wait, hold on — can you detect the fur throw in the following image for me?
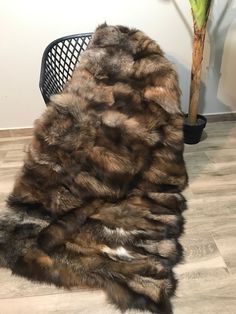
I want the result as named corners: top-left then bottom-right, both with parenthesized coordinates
top-left (0, 24), bottom-right (188, 313)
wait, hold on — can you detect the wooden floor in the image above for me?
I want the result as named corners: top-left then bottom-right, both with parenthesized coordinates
top-left (0, 121), bottom-right (236, 314)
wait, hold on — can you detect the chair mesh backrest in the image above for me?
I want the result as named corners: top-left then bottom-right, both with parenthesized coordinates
top-left (39, 33), bottom-right (92, 104)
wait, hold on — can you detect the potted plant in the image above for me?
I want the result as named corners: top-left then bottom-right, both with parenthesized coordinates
top-left (184, 0), bottom-right (212, 144)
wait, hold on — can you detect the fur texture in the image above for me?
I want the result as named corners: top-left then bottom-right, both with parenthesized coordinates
top-left (0, 24), bottom-right (188, 313)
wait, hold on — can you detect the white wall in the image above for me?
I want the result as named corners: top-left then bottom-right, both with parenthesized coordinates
top-left (200, 0), bottom-right (236, 114)
top-left (0, 0), bottom-right (235, 129)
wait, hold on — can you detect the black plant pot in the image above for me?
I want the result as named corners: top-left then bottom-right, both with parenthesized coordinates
top-left (184, 114), bottom-right (207, 145)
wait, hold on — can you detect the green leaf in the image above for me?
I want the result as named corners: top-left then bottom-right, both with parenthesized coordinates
top-left (189, 0), bottom-right (211, 30)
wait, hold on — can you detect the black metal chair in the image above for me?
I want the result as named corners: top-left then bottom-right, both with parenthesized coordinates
top-left (39, 33), bottom-right (92, 104)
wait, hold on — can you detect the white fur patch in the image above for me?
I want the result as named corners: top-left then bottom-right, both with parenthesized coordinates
top-left (103, 226), bottom-right (146, 240)
top-left (102, 245), bottom-right (134, 261)
top-left (103, 226), bottom-right (130, 237)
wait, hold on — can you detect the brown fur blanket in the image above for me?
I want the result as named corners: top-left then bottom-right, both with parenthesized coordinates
top-left (0, 24), bottom-right (188, 313)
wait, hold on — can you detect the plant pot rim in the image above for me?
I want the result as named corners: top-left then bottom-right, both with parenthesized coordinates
top-left (184, 114), bottom-right (207, 127)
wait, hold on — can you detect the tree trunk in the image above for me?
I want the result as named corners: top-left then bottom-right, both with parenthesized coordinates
top-left (188, 22), bottom-right (207, 125)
